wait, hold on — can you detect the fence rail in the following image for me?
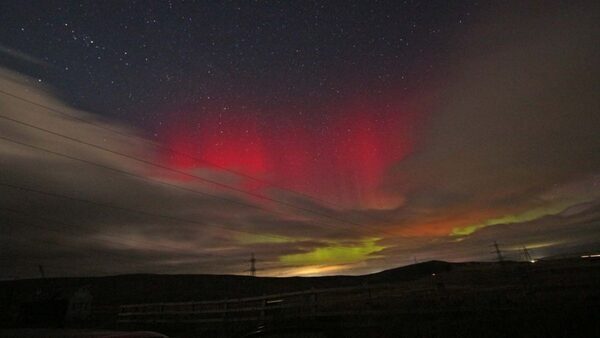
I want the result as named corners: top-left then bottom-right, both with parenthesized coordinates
top-left (116, 282), bottom-right (462, 325)
top-left (119, 279), bottom-right (594, 328)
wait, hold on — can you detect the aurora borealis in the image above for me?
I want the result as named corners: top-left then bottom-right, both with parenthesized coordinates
top-left (158, 94), bottom-right (420, 209)
top-left (0, 1), bottom-right (599, 279)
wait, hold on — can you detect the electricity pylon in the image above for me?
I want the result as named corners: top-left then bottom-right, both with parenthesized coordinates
top-left (492, 241), bottom-right (504, 262)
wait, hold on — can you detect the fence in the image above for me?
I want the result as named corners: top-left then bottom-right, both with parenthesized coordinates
top-left (117, 282), bottom-right (441, 325)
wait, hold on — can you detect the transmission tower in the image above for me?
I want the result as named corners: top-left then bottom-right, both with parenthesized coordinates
top-left (492, 241), bottom-right (504, 262)
top-left (522, 246), bottom-right (533, 262)
top-left (249, 253), bottom-right (256, 277)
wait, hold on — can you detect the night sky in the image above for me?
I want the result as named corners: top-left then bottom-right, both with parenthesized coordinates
top-left (0, 1), bottom-right (599, 278)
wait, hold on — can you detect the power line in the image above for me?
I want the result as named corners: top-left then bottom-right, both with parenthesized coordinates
top-left (1, 214), bottom-right (148, 273)
top-left (5, 232), bottom-right (135, 268)
top-left (0, 135), bottom-right (377, 242)
top-left (2, 236), bottom-right (135, 278)
top-left (0, 181), bottom-right (286, 243)
top-left (0, 113), bottom-right (375, 230)
top-left (0, 207), bottom-right (256, 274)
top-left (1, 207), bottom-right (225, 260)
top-left (0, 135), bottom-right (294, 220)
top-left (0, 89), bottom-right (404, 230)
top-left (0, 89), bottom-right (394, 225)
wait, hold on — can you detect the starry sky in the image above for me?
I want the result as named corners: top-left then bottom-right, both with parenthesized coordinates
top-left (0, 1), bottom-right (599, 278)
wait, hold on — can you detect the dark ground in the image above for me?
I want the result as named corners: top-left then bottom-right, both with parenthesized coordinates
top-left (1, 258), bottom-right (599, 337)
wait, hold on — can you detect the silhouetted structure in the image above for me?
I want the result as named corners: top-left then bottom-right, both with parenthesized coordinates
top-left (249, 253), bottom-right (256, 277)
top-left (522, 246), bottom-right (533, 262)
top-left (493, 241), bottom-right (504, 262)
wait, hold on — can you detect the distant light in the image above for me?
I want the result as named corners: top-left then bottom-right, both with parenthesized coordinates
top-left (530, 260), bottom-right (536, 263)
top-left (581, 254), bottom-right (600, 258)
top-left (431, 273), bottom-right (436, 276)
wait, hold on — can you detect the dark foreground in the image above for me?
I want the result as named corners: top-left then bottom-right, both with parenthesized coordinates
top-left (1, 259), bottom-right (599, 337)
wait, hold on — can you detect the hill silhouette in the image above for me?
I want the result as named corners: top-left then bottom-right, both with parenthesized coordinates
top-left (1, 258), bottom-right (598, 337)
top-left (0, 260), bottom-right (458, 307)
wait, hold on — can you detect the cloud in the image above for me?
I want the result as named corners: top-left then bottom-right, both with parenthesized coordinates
top-left (1, 1), bottom-right (599, 279)
top-left (382, 1), bottom-right (600, 237)
top-left (0, 67), bottom-right (379, 278)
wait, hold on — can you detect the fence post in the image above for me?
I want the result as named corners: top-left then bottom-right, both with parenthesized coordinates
top-left (260, 295), bottom-right (266, 321)
top-left (154, 304), bottom-right (162, 323)
top-left (310, 288), bottom-right (317, 317)
top-left (366, 282), bottom-right (372, 309)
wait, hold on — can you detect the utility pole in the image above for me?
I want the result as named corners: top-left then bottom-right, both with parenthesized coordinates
top-left (493, 241), bottom-right (504, 262)
top-left (38, 264), bottom-right (45, 279)
top-left (249, 253), bottom-right (256, 277)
